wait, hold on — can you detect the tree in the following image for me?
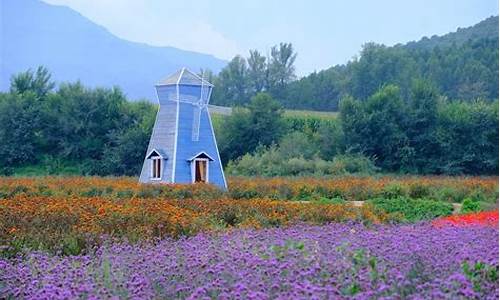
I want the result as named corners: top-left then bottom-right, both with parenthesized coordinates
top-left (436, 100), bottom-right (498, 175)
top-left (10, 66), bottom-right (55, 99)
top-left (100, 101), bottom-right (156, 175)
top-left (247, 92), bottom-right (285, 146)
top-left (211, 56), bottom-right (248, 106)
top-left (218, 93), bottom-right (284, 163)
top-left (247, 50), bottom-right (267, 94)
top-left (404, 80), bottom-right (440, 173)
top-left (340, 85), bottom-right (409, 171)
top-left (268, 43), bottom-right (297, 99)
top-left (54, 82), bottom-right (128, 161)
top-left (0, 92), bottom-right (41, 168)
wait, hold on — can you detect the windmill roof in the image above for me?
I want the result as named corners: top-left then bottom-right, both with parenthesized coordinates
top-left (156, 68), bottom-right (214, 87)
top-left (146, 148), bottom-right (168, 159)
top-left (187, 151), bottom-right (215, 161)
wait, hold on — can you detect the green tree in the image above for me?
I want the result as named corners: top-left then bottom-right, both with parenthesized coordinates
top-left (54, 83), bottom-right (128, 163)
top-left (0, 92), bottom-right (41, 169)
top-left (247, 49), bottom-right (267, 94)
top-left (10, 66), bottom-right (55, 99)
top-left (219, 93), bottom-right (284, 163)
top-left (212, 56), bottom-right (248, 106)
top-left (436, 100), bottom-right (498, 174)
top-left (100, 101), bottom-right (156, 175)
top-left (403, 80), bottom-right (440, 173)
top-left (340, 85), bottom-right (408, 171)
top-left (268, 42), bottom-right (297, 99)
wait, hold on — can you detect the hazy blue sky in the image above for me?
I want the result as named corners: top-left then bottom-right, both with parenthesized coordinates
top-left (43, 0), bottom-right (498, 75)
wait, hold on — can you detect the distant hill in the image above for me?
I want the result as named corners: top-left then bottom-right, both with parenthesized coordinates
top-left (283, 16), bottom-right (499, 111)
top-left (405, 16), bottom-right (499, 50)
top-left (0, 0), bottom-right (226, 100)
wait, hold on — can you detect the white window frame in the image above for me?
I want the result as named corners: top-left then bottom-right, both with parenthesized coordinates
top-left (191, 158), bottom-right (209, 183)
top-left (151, 157), bottom-right (162, 180)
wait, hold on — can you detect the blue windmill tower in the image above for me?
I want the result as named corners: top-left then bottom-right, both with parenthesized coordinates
top-left (139, 68), bottom-right (227, 190)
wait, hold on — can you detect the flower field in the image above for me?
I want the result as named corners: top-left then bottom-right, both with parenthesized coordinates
top-left (1, 221), bottom-right (498, 299)
top-left (1, 176), bottom-right (497, 255)
top-left (0, 196), bottom-right (387, 255)
top-left (0, 176), bottom-right (498, 298)
top-left (0, 175), bottom-right (497, 202)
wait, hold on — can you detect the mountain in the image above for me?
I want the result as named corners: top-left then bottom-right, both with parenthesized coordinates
top-left (0, 0), bottom-right (227, 100)
top-left (405, 16), bottom-right (499, 50)
top-left (281, 16), bottom-right (498, 111)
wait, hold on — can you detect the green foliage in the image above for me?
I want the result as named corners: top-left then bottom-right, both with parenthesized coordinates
top-left (369, 197), bottom-right (454, 222)
top-left (278, 131), bottom-right (318, 159)
top-left (341, 85), bottom-right (409, 171)
top-left (211, 43), bottom-right (297, 106)
top-left (382, 183), bottom-right (408, 199)
top-left (331, 154), bottom-right (379, 174)
top-left (435, 99), bottom-right (499, 175)
top-left (226, 145), bottom-right (377, 177)
top-left (10, 66), bottom-right (55, 99)
top-left (462, 261), bottom-right (499, 294)
top-left (339, 83), bottom-right (498, 175)
top-left (0, 68), bottom-right (156, 174)
top-left (218, 93), bottom-right (284, 164)
top-left (284, 17), bottom-right (498, 110)
top-left (461, 198), bottom-right (481, 214)
top-left (1, 60), bottom-right (498, 177)
top-left (211, 17), bottom-right (498, 111)
top-left (0, 92), bottom-right (43, 167)
top-left (211, 55), bottom-right (249, 106)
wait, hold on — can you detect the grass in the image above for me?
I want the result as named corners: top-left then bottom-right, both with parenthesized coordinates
top-left (282, 109), bottom-right (338, 119)
top-left (209, 105), bottom-right (338, 130)
top-left (209, 105), bottom-right (338, 119)
top-left (11, 161), bottom-right (84, 176)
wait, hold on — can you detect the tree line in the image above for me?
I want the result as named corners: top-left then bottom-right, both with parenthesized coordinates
top-left (223, 82), bottom-right (498, 176)
top-left (0, 67), bottom-right (496, 176)
top-left (0, 67), bottom-right (156, 176)
top-left (210, 17), bottom-right (498, 111)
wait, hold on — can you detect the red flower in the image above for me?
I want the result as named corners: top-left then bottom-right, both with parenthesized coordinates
top-left (432, 210), bottom-right (499, 228)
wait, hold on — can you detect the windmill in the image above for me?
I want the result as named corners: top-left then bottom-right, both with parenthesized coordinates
top-left (191, 70), bottom-right (208, 141)
top-left (139, 68), bottom-right (227, 190)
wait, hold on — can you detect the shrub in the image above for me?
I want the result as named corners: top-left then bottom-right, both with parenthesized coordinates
top-left (408, 183), bottom-right (431, 199)
top-left (432, 186), bottom-right (467, 203)
top-left (369, 197), bottom-right (453, 222)
top-left (226, 147), bottom-right (378, 177)
top-left (461, 198), bottom-right (481, 214)
top-left (331, 154), bottom-right (379, 174)
top-left (382, 183), bottom-right (408, 199)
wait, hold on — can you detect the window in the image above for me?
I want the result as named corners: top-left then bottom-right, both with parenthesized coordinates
top-left (148, 151), bottom-right (162, 180)
top-left (194, 159), bottom-right (208, 183)
top-left (151, 158), bottom-right (161, 179)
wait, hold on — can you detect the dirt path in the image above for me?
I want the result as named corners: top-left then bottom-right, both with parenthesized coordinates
top-left (303, 200), bottom-right (463, 215)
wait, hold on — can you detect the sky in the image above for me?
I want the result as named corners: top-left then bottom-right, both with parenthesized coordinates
top-left (42, 0), bottom-right (498, 76)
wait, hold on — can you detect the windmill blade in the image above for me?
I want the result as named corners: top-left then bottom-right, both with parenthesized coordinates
top-left (191, 71), bottom-right (205, 142)
top-left (192, 105), bottom-right (201, 141)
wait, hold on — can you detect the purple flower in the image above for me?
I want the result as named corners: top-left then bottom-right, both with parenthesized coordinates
top-left (0, 223), bottom-right (497, 299)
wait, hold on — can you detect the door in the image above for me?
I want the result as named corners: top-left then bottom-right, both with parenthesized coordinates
top-left (195, 159), bottom-right (207, 183)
